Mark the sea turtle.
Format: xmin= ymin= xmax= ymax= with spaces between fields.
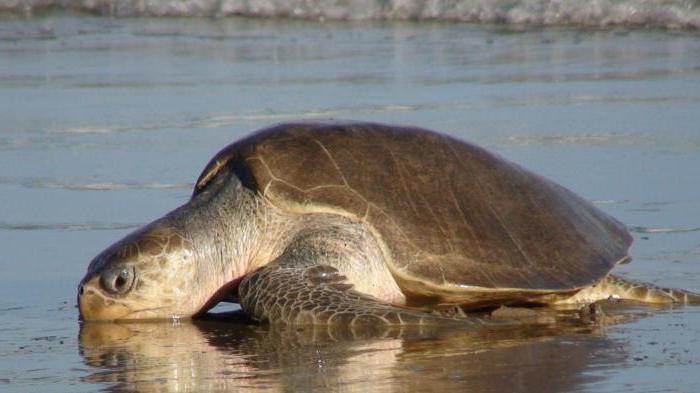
xmin=77 ymin=121 xmax=700 ymax=324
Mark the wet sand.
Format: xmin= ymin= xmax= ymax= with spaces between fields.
xmin=1 ymin=15 xmax=699 ymax=392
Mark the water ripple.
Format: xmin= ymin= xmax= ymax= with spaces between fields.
xmin=629 ymin=226 xmax=700 ymax=234
xmin=504 ymin=132 xmax=700 ymax=149
xmin=0 ymin=222 xmax=141 ymax=231
xmin=505 ymin=132 xmax=648 ymax=146
xmin=54 ymin=104 xmax=425 ymax=134
xmin=592 ymin=199 xmax=629 ymax=205
xmin=0 ymin=177 xmax=192 ymax=191
xmin=35 ymin=181 xmax=191 ymax=191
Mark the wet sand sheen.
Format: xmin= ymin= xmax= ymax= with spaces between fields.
xmin=0 ymin=15 xmax=699 ymax=393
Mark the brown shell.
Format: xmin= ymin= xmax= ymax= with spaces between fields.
xmin=194 ymin=121 xmax=632 ymax=295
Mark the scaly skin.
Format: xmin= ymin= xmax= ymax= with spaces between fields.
xmin=238 ymin=264 xmax=484 ymax=326
xmin=238 ymin=213 xmax=490 ymax=326
xmin=558 ymin=274 xmax=700 ymax=305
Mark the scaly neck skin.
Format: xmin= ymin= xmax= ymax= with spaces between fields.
xmin=175 ymin=187 xmax=297 ymax=313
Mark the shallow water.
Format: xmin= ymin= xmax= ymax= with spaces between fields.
xmin=1 ymin=14 xmax=700 ymax=392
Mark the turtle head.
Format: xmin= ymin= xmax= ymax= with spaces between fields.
xmin=79 ymin=162 xmax=260 ymax=322
xmin=77 ymin=220 xmax=205 ymax=321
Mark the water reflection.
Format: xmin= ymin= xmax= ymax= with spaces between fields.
xmin=79 ymin=305 xmax=651 ymax=392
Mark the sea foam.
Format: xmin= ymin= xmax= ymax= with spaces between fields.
xmin=2 ymin=0 xmax=700 ymax=29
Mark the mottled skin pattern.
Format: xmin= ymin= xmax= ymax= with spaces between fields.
xmin=78 ymin=223 xmax=198 ymax=320
xmin=236 ymin=215 xmax=488 ymax=326
xmin=563 ymin=275 xmax=700 ymax=305
xmin=238 ymin=265 xmax=471 ymax=326
xmin=78 ymin=121 xmax=700 ymax=324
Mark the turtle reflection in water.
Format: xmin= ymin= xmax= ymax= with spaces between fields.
xmin=77 ymin=121 xmax=700 ymax=325
xmin=78 ymin=311 xmax=637 ymax=393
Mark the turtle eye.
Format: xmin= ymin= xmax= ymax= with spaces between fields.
xmin=100 ymin=266 xmax=136 ymax=296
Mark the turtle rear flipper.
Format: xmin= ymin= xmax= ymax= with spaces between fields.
xmin=602 ymin=275 xmax=700 ymax=304
xmin=238 ymin=262 xmax=491 ymax=326
xmin=559 ymin=274 xmax=700 ymax=305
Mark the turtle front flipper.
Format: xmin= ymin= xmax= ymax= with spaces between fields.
xmin=238 ymin=263 xmax=486 ymax=326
